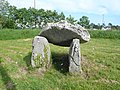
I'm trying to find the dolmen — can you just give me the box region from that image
[31,21,90,74]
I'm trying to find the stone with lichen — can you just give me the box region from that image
[31,36,51,71]
[69,39,82,74]
[39,21,90,47]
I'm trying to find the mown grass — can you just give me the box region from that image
[0,37,120,89]
[0,29,120,90]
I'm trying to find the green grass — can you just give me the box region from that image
[0,38,120,90]
[0,29,40,40]
[89,30,120,39]
[0,29,120,90]
[0,29,120,40]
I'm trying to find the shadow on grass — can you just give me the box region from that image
[0,58,16,90]
[51,51,69,74]
[23,52,69,74]
[23,52,32,69]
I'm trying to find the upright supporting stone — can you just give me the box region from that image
[69,39,82,74]
[31,36,51,70]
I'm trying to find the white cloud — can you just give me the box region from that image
[7,0,120,15]
[98,6,108,14]
[7,0,33,8]
[35,0,54,10]
[106,0,120,14]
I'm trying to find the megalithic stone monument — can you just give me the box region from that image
[40,21,90,46]
[69,39,81,74]
[31,20,90,74]
[31,36,51,71]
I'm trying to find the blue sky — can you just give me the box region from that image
[7,0,120,25]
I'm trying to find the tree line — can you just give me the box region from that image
[0,0,120,30]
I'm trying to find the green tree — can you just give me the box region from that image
[58,12,65,21]
[78,16,90,28]
[0,14,5,29]
[5,5,17,28]
[102,23,105,27]
[0,0,17,29]
[37,9,46,28]
[0,0,10,28]
[0,0,9,15]
[108,23,112,29]
[66,15,77,24]
[89,23,95,30]
[97,23,102,29]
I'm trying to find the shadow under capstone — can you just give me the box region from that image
[24,51,69,74]
[51,51,69,74]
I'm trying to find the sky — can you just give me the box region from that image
[7,0,120,25]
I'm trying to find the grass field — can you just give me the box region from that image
[89,30,120,39]
[0,29,120,90]
[0,29,120,40]
[0,29,40,40]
